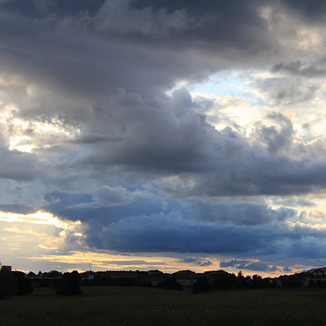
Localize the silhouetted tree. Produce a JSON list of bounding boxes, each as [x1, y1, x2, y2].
[[251, 274, 263, 289], [13, 271, 33, 295], [56, 271, 82, 296], [0, 269, 14, 299], [211, 271, 238, 290], [237, 271, 246, 289], [45, 270, 62, 278]]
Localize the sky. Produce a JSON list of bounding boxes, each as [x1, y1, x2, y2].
[[2, 0, 326, 277]]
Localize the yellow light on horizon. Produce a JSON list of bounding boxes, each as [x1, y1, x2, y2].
[[0, 210, 82, 230]]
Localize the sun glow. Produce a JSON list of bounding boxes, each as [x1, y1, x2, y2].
[[0, 210, 82, 230], [28, 250, 220, 273], [9, 135, 34, 152]]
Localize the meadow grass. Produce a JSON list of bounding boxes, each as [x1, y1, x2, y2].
[[1, 286, 326, 325]]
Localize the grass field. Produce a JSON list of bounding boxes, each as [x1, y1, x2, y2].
[[1, 286, 326, 325]]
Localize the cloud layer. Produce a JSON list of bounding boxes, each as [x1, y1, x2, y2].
[[1, 0, 326, 275]]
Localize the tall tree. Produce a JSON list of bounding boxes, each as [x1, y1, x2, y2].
[[56, 271, 83, 296], [0, 269, 14, 299]]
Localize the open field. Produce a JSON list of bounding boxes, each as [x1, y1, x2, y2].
[[1, 286, 326, 325]]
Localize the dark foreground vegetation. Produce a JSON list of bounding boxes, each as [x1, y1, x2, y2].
[[1, 286, 326, 326], [0, 269, 33, 299], [2, 266, 326, 325]]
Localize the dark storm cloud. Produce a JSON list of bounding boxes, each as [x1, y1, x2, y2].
[[282, 0, 326, 21], [75, 88, 219, 173], [272, 61, 326, 78], [66, 134, 118, 145], [106, 0, 273, 52], [81, 210, 326, 260], [0, 13, 190, 103], [280, 236, 326, 259], [0, 154, 31, 181], [3, 0, 326, 271], [72, 88, 326, 197], [0, 0, 40, 18], [44, 191, 93, 205], [220, 259, 278, 272], [167, 146, 326, 197], [253, 113, 294, 153], [84, 212, 267, 253], [0, 0, 105, 17], [220, 259, 250, 268], [43, 191, 163, 223], [0, 149, 36, 181], [0, 203, 35, 214], [42, 188, 297, 229], [0, 16, 171, 99], [185, 201, 295, 226], [243, 262, 278, 272], [0, 0, 321, 106], [34, 0, 105, 16], [0, 0, 286, 105], [0, 118, 37, 182], [183, 258, 212, 267]]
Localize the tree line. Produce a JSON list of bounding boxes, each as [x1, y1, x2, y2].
[[2, 267, 326, 299], [0, 270, 83, 299]]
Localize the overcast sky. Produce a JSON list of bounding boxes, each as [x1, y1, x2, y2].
[[2, 0, 326, 276]]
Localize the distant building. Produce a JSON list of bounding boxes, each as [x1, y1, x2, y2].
[[172, 270, 201, 292], [1, 266, 12, 272], [109, 270, 138, 279]]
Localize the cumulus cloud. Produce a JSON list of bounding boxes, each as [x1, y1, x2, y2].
[[251, 75, 319, 105], [2, 0, 326, 274], [308, 210, 326, 221], [252, 112, 294, 153]]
